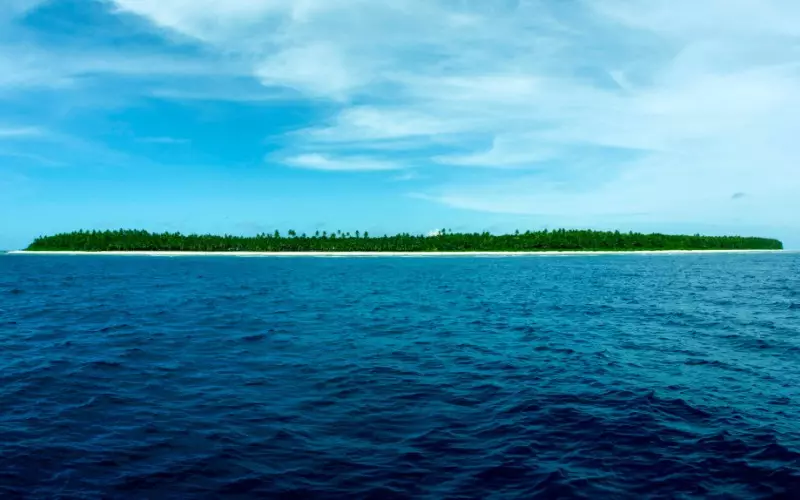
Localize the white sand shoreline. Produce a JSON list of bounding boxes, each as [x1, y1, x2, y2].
[[6, 249, 788, 257]]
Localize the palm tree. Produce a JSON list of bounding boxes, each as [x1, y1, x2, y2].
[[24, 228, 784, 252]]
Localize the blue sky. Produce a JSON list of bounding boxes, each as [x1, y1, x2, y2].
[[2, 0, 799, 249]]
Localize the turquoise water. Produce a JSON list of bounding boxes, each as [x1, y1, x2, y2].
[[2, 254, 799, 498]]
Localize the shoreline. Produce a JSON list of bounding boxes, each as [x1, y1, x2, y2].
[[6, 249, 788, 257]]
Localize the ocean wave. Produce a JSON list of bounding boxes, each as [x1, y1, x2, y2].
[[2, 254, 800, 498]]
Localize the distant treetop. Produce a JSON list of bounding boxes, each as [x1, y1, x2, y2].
[[25, 229, 783, 252]]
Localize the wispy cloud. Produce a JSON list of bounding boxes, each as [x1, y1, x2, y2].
[[99, 0, 800, 229], [0, 126, 44, 138], [0, 150, 65, 167], [282, 153, 402, 172], [0, 1, 249, 94], [148, 86, 295, 103], [0, 46, 245, 91], [392, 171, 422, 182], [2, 0, 799, 236]]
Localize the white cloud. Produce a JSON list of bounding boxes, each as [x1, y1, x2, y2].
[[591, 0, 800, 39], [0, 0, 796, 235], [255, 44, 361, 100], [147, 85, 295, 103], [283, 153, 402, 172], [0, 126, 43, 138], [392, 171, 421, 182], [435, 134, 560, 168], [100, 0, 800, 232], [0, 45, 245, 91], [305, 106, 467, 143]]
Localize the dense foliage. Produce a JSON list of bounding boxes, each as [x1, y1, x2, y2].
[[26, 229, 783, 252]]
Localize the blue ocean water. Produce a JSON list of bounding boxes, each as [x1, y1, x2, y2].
[[2, 254, 800, 499]]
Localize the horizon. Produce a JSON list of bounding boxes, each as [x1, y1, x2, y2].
[[15, 227, 787, 255], [9, 227, 790, 252], [2, 1, 799, 250]]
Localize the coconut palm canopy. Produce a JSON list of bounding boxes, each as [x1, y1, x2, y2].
[[26, 229, 783, 252]]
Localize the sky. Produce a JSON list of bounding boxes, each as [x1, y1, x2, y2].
[[1, 0, 799, 249]]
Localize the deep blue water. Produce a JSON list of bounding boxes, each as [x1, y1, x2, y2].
[[2, 253, 800, 499]]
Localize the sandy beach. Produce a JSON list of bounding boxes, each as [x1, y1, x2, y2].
[[6, 250, 787, 257]]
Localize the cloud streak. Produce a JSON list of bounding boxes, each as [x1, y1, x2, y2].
[[0, 126, 43, 138], [282, 153, 402, 172]]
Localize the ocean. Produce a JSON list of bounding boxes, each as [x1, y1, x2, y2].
[[2, 253, 799, 498]]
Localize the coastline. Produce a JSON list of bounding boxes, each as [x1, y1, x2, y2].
[[6, 249, 787, 257]]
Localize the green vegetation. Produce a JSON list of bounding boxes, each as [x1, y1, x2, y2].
[[25, 229, 783, 252]]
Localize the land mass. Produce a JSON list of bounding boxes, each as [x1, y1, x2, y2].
[[22, 229, 783, 252]]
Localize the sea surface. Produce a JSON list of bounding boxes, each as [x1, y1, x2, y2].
[[2, 253, 800, 499]]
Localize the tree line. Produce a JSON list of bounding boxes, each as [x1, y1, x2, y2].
[[25, 229, 783, 252]]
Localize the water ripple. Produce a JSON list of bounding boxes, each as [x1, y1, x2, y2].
[[1, 253, 800, 498]]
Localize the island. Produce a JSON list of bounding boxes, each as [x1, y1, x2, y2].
[[20, 229, 783, 253]]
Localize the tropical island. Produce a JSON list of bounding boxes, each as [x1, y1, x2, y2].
[[22, 229, 783, 253]]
